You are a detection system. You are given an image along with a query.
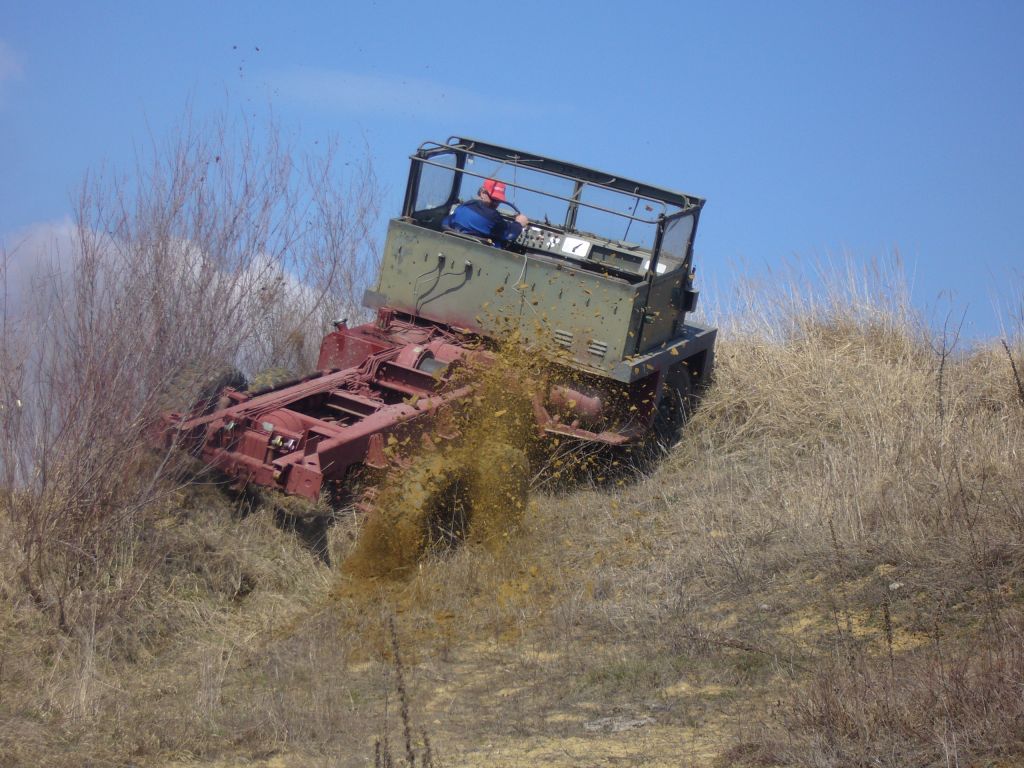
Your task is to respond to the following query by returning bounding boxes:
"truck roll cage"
[403,137,705,281]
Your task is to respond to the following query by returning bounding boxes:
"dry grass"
[2,252,1023,767]
[511,260,1024,766]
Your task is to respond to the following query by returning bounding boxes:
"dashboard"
[514,223,656,281]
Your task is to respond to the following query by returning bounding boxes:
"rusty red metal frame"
[165,309,660,502]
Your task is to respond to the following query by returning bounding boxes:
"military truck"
[165,137,716,510]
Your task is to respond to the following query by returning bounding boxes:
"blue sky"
[2,1,1022,336]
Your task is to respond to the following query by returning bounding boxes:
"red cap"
[482,179,507,202]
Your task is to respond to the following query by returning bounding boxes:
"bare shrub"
[0,112,380,639]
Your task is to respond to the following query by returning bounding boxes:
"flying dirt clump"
[342,340,540,579]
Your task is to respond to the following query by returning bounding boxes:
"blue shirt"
[442,199,523,247]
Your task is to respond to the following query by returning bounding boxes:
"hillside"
[2,270,1023,767]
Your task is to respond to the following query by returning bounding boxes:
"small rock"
[583,715,656,733]
[643,700,671,712]
[889,581,904,591]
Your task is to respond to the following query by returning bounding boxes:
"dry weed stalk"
[930,305,966,427]
[1001,338,1024,408]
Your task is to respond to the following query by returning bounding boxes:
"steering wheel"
[495,199,529,249]
[495,198,522,219]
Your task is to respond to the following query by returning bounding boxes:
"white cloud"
[0,40,24,83]
[1,218,78,316]
[1,218,352,376]
[268,68,522,119]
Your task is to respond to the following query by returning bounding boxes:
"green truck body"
[367,137,716,393]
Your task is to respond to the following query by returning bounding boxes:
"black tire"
[652,365,696,452]
[247,366,299,396]
[652,387,685,451]
[468,442,529,550]
[192,367,248,417]
[182,367,247,458]
[343,442,529,578]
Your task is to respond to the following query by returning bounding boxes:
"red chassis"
[164,309,653,503]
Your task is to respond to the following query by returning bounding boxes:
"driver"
[442,178,529,247]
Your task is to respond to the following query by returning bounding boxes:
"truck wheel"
[247,366,298,395]
[343,442,529,578]
[468,442,530,552]
[652,389,684,449]
[393,450,479,558]
[343,450,471,578]
[192,367,248,417]
[652,369,694,451]
[176,367,247,457]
